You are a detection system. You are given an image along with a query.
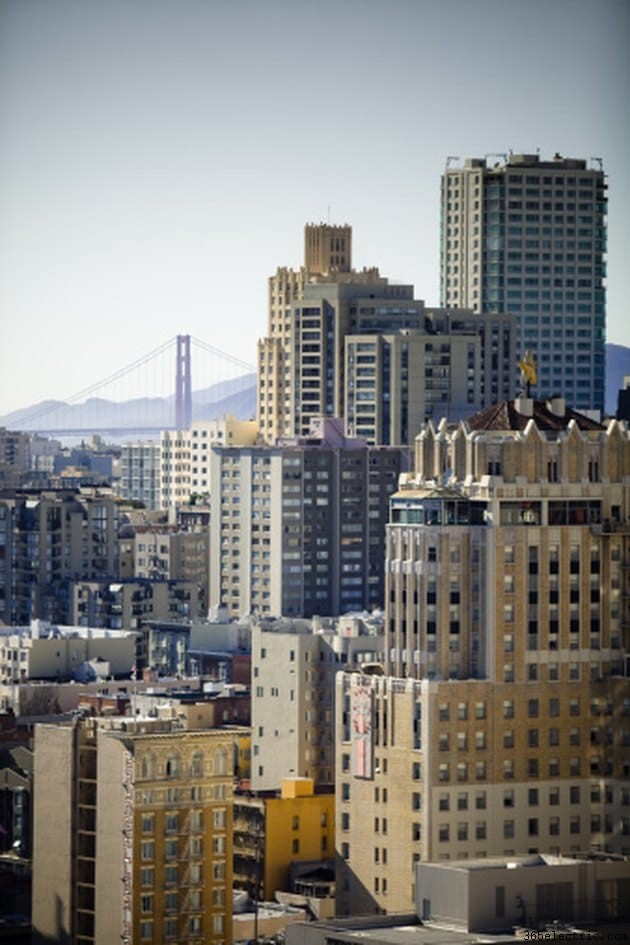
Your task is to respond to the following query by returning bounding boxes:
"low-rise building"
[0,620,136,683]
[415,853,630,929]
[233,777,334,904]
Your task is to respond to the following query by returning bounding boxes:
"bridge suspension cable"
[191,336,256,374]
[17,336,178,428]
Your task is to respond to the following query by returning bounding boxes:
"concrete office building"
[415,853,630,930]
[440,153,607,411]
[32,717,234,945]
[335,397,630,915]
[209,418,407,619]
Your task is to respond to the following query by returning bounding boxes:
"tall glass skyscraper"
[440,153,606,412]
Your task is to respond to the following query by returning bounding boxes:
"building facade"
[335,398,630,915]
[160,417,258,514]
[259,224,514,447]
[32,718,234,945]
[251,615,383,793]
[440,153,606,411]
[0,488,119,626]
[209,419,407,619]
[117,441,161,510]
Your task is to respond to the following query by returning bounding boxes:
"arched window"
[140,751,156,780]
[165,753,180,779]
[213,749,227,776]
[191,750,204,778]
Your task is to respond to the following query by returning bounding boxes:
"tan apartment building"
[335,396,630,915]
[258,224,514,447]
[251,615,383,793]
[32,717,234,945]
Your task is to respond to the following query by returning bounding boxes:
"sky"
[1,0,629,415]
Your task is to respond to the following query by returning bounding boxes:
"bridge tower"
[175,334,192,429]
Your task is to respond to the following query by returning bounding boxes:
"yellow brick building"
[32,718,234,945]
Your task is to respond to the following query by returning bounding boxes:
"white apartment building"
[159,416,258,513]
[440,153,606,411]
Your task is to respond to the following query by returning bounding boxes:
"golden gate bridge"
[11,335,256,439]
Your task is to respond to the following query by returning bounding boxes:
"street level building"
[32,717,234,945]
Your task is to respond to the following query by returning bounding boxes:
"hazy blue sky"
[1,0,629,414]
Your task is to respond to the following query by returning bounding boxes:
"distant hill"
[605,343,630,416]
[2,343,629,435]
[0,373,257,435]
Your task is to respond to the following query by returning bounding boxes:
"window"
[141,841,154,861]
[141,894,153,914]
[165,891,177,912]
[528,818,539,836]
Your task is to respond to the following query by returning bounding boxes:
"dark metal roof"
[465,399,605,433]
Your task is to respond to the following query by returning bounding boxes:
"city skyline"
[1,0,629,415]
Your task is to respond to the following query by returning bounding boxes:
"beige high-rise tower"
[336,397,630,916]
[304,222,352,275]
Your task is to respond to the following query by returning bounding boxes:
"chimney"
[548,396,566,417]
[515,397,534,417]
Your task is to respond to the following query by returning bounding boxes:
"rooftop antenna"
[590,157,603,170]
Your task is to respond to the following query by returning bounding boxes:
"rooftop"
[465,398,604,433]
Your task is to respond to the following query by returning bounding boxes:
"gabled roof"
[466,399,604,433]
